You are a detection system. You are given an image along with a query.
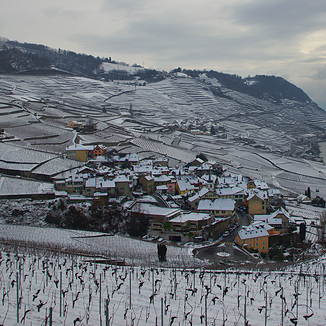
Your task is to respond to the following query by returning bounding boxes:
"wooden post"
[296,282,299,321]
[99,273,102,315]
[129,270,132,309]
[60,271,62,317]
[161,297,164,326]
[174,268,177,299]
[16,272,19,324]
[193,269,195,291]
[152,269,154,295]
[105,298,109,326]
[306,280,309,315]
[46,259,48,287]
[281,287,284,326]
[205,294,208,326]
[319,274,321,309]
[264,291,267,326]
[49,307,53,326]
[244,292,247,326]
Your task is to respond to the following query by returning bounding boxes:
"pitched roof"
[177,180,196,192]
[66,144,95,151]
[247,189,268,201]
[197,198,235,211]
[237,223,269,240]
[129,203,181,218]
[188,187,210,203]
[170,212,212,223]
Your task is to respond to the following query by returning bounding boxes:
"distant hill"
[0,38,164,82]
[0,38,316,106]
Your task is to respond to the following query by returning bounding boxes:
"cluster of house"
[234,208,290,254]
[56,143,293,251]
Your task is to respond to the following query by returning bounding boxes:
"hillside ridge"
[0,38,317,106]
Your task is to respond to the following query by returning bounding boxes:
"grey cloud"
[41,6,85,20]
[100,0,148,12]
[232,0,326,39]
[313,65,326,80]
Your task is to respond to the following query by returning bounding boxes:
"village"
[45,139,315,261]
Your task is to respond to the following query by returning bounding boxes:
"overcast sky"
[2,0,326,109]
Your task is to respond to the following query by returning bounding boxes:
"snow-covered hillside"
[1,74,326,199]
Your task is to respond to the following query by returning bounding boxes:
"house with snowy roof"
[253,207,290,233]
[83,177,116,197]
[110,153,139,167]
[176,179,196,196]
[153,175,172,187]
[156,212,214,242]
[66,144,95,162]
[127,202,181,237]
[133,164,154,174]
[67,121,83,130]
[188,187,219,211]
[65,173,88,194]
[66,144,105,162]
[197,198,235,218]
[246,188,269,216]
[199,173,218,190]
[235,222,270,253]
[113,175,133,197]
[138,174,155,194]
[247,179,269,191]
[89,145,105,160]
[216,186,245,205]
[153,157,169,167]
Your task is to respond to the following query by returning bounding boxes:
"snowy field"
[1,240,326,325]
[0,225,201,268]
[0,176,54,196]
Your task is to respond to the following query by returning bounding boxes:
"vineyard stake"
[99,273,102,315]
[161,297,164,326]
[244,287,247,326]
[129,270,132,309]
[16,272,19,324]
[281,287,284,326]
[49,307,53,326]
[105,298,109,326]
[264,291,267,326]
[319,274,321,308]
[60,271,62,317]
[205,293,208,326]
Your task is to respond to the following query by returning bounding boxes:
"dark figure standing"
[157,243,167,262]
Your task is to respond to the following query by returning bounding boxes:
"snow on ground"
[0,143,57,164]
[32,157,83,176]
[1,240,326,325]
[0,176,54,196]
[131,137,195,163]
[101,62,144,73]
[0,225,201,268]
